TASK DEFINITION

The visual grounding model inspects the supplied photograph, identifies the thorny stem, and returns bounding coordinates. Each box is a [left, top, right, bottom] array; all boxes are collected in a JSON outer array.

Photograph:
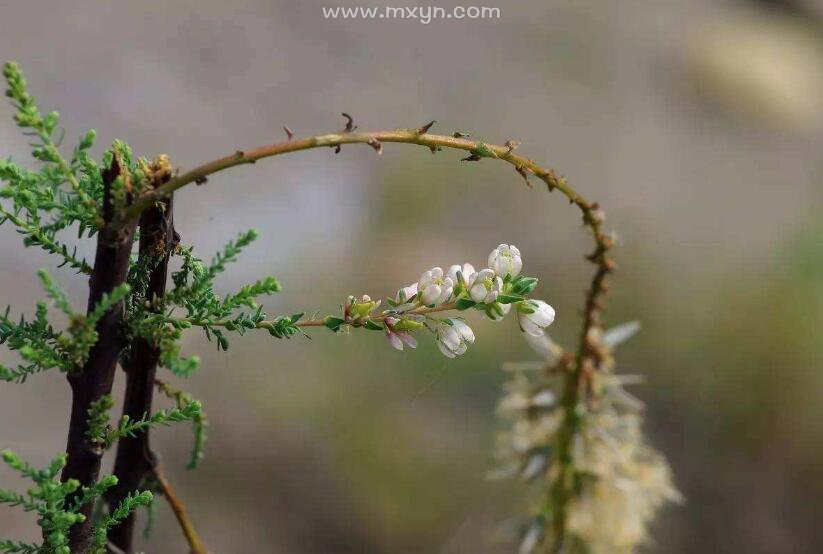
[[152, 465, 208, 554], [122, 121, 614, 551], [124, 129, 589, 221]]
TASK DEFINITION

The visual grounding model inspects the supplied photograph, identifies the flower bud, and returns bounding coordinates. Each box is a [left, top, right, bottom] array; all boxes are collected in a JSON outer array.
[[436, 319, 475, 358], [395, 282, 418, 304], [517, 300, 556, 336], [384, 317, 418, 351], [447, 262, 476, 288], [347, 294, 379, 320]]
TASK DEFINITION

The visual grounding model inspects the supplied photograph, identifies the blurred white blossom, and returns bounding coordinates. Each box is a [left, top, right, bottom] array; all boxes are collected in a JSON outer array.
[[497, 321, 679, 553]]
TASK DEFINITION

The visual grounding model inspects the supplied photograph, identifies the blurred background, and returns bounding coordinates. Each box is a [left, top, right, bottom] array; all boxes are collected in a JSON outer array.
[[1, 0, 822, 551]]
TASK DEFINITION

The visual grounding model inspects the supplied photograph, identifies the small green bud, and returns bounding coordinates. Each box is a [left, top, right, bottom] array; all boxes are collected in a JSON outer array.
[[348, 295, 379, 319], [43, 110, 59, 134], [101, 475, 119, 488], [63, 478, 80, 493], [78, 129, 96, 150], [392, 318, 424, 331], [1, 449, 19, 465]]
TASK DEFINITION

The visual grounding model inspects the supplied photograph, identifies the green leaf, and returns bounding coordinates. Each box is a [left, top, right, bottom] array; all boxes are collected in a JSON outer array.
[[323, 316, 345, 331], [511, 277, 538, 296], [363, 320, 383, 331], [497, 293, 524, 304], [455, 298, 477, 311]]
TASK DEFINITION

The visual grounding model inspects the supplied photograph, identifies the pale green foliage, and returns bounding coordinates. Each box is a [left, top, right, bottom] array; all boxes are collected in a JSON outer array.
[[128, 229, 284, 376], [85, 393, 202, 451], [0, 270, 127, 383], [1, 62, 101, 270], [0, 450, 137, 554], [89, 491, 153, 554], [155, 380, 209, 469]]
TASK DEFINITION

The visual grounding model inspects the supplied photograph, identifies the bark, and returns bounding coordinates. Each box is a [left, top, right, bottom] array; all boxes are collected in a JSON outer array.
[[105, 196, 177, 553], [63, 157, 139, 552]]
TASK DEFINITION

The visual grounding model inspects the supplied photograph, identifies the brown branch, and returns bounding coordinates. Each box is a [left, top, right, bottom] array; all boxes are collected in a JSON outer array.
[[62, 156, 140, 552], [123, 129, 589, 221], [106, 187, 177, 552], [153, 465, 208, 554]]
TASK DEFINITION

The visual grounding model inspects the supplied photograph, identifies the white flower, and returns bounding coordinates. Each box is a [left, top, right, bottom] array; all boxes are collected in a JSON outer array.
[[418, 267, 454, 306], [447, 262, 476, 286], [436, 319, 475, 358], [518, 300, 555, 336], [468, 268, 502, 304], [488, 244, 522, 278]]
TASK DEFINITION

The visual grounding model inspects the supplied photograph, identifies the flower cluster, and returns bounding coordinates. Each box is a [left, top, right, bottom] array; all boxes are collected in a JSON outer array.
[[495, 323, 680, 554], [326, 244, 555, 357]]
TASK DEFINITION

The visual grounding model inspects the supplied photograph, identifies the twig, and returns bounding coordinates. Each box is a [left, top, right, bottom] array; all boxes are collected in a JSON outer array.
[[153, 466, 208, 554], [187, 301, 458, 331]]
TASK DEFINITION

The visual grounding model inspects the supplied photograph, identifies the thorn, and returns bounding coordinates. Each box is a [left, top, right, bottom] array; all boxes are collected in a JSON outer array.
[[429, 145, 442, 154], [515, 165, 532, 187], [235, 150, 245, 159], [195, 176, 208, 185], [283, 126, 294, 140], [461, 153, 481, 162], [334, 144, 341, 154], [417, 120, 436, 134], [504, 140, 521, 154], [367, 137, 383, 155], [453, 131, 470, 138], [341, 112, 357, 133]]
